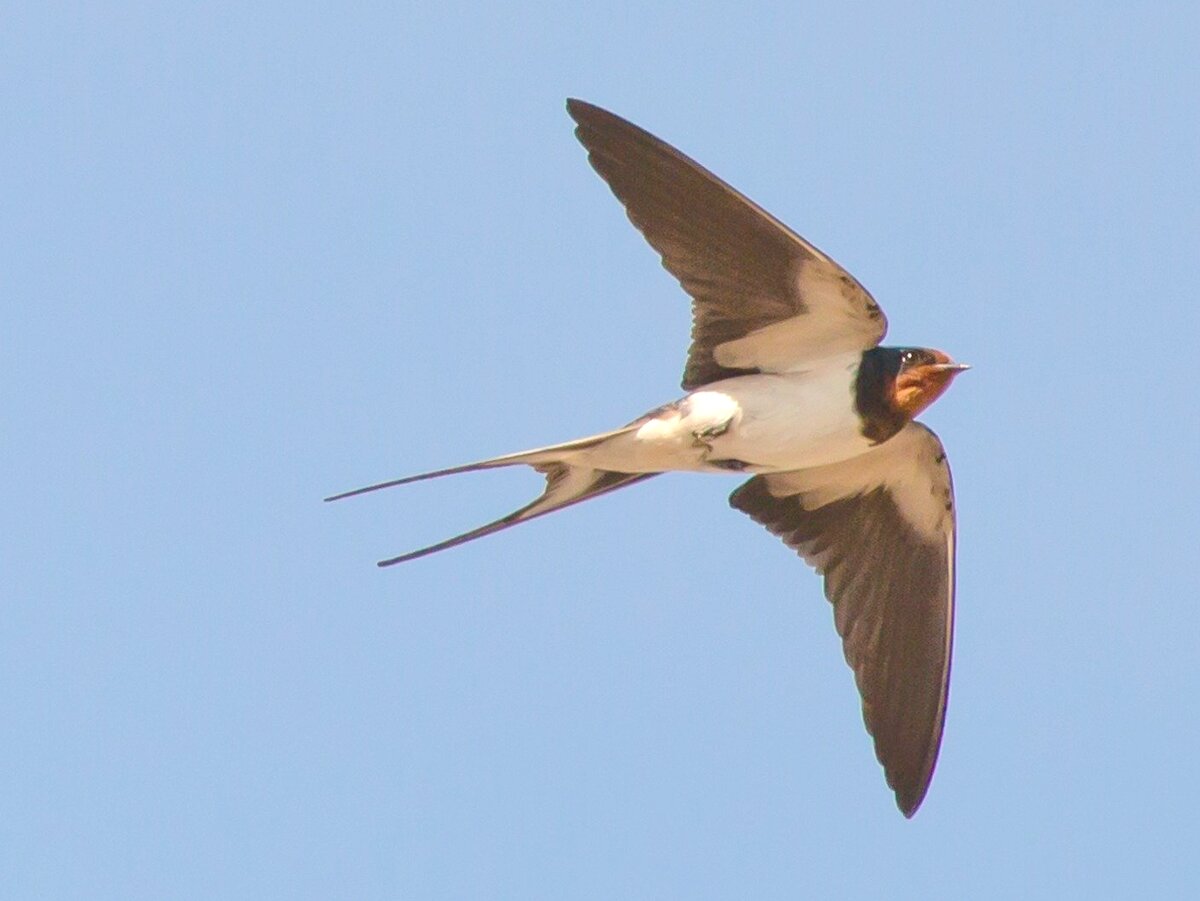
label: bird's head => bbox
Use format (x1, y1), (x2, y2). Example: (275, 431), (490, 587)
(889, 348), (970, 419)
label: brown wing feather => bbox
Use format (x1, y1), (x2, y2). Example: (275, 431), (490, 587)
(728, 424), (955, 816)
(567, 99), (886, 389)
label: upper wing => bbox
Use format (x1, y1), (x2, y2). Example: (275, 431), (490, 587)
(728, 423), (955, 817)
(567, 99), (887, 390)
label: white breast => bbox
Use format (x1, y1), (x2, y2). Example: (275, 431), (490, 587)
(570, 352), (873, 475)
(706, 351), (874, 471)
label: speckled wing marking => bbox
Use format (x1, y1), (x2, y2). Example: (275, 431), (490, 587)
(728, 423), (955, 817)
(567, 99), (887, 390)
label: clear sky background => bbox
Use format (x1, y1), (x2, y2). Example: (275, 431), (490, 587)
(4, 3), (1198, 899)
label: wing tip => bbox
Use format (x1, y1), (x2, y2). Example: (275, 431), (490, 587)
(894, 784), (928, 819)
(565, 97), (601, 121)
(884, 745), (940, 818)
(565, 97), (593, 130)
(566, 98), (635, 142)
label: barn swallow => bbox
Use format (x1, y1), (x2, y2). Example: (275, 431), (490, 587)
(328, 99), (968, 816)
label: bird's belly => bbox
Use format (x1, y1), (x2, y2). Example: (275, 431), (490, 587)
(712, 407), (872, 472)
(576, 390), (741, 473)
(576, 364), (875, 475)
(709, 372), (874, 472)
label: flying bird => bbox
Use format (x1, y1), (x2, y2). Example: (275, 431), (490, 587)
(328, 99), (969, 816)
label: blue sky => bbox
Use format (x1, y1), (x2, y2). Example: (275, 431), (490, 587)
(4, 3), (1198, 898)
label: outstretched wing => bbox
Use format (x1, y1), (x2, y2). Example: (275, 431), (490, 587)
(729, 423), (955, 816)
(567, 99), (887, 389)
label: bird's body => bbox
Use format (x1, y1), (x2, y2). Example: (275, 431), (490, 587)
(581, 353), (872, 475)
(329, 100), (969, 817)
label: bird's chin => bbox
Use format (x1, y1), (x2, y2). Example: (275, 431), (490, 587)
(894, 366), (966, 417)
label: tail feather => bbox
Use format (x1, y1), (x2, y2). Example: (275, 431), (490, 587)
(325, 422), (657, 566)
(376, 465), (655, 567)
(324, 423), (642, 503)
(324, 459), (512, 502)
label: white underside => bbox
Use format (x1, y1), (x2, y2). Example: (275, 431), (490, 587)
(570, 351), (875, 475)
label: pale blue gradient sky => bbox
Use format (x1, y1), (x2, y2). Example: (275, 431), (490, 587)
(4, 3), (1198, 898)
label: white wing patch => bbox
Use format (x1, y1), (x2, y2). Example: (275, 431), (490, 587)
(712, 259), (885, 373)
(764, 423), (952, 541)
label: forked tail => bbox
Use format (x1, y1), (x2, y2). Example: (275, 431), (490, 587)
(325, 426), (657, 566)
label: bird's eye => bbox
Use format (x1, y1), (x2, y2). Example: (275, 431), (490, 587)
(902, 350), (917, 365)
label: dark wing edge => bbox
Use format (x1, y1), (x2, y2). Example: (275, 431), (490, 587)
(728, 423), (955, 816)
(566, 99), (886, 389)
